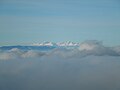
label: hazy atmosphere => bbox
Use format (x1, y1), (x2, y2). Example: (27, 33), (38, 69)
(0, 0), (120, 90)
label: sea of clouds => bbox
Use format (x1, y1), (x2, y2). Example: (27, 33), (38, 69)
(0, 40), (120, 90)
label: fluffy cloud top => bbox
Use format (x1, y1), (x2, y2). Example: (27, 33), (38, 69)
(79, 40), (103, 51)
(79, 40), (120, 56)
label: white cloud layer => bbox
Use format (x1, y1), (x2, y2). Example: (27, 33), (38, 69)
(0, 40), (120, 90)
(0, 55), (120, 90)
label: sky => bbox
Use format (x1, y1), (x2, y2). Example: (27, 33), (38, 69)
(0, 0), (120, 46)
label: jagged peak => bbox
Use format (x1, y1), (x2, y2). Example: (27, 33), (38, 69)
(32, 41), (80, 47)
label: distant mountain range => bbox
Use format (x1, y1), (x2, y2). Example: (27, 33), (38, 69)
(0, 45), (56, 51)
(0, 42), (80, 51)
(1, 41), (120, 52)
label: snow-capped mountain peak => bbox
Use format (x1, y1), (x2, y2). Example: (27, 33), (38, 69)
(32, 41), (80, 47)
(57, 41), (79, 46)
(32, 42), (56, 46)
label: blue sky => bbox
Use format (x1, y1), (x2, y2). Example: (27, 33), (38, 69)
(0, 0), (120, 46)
